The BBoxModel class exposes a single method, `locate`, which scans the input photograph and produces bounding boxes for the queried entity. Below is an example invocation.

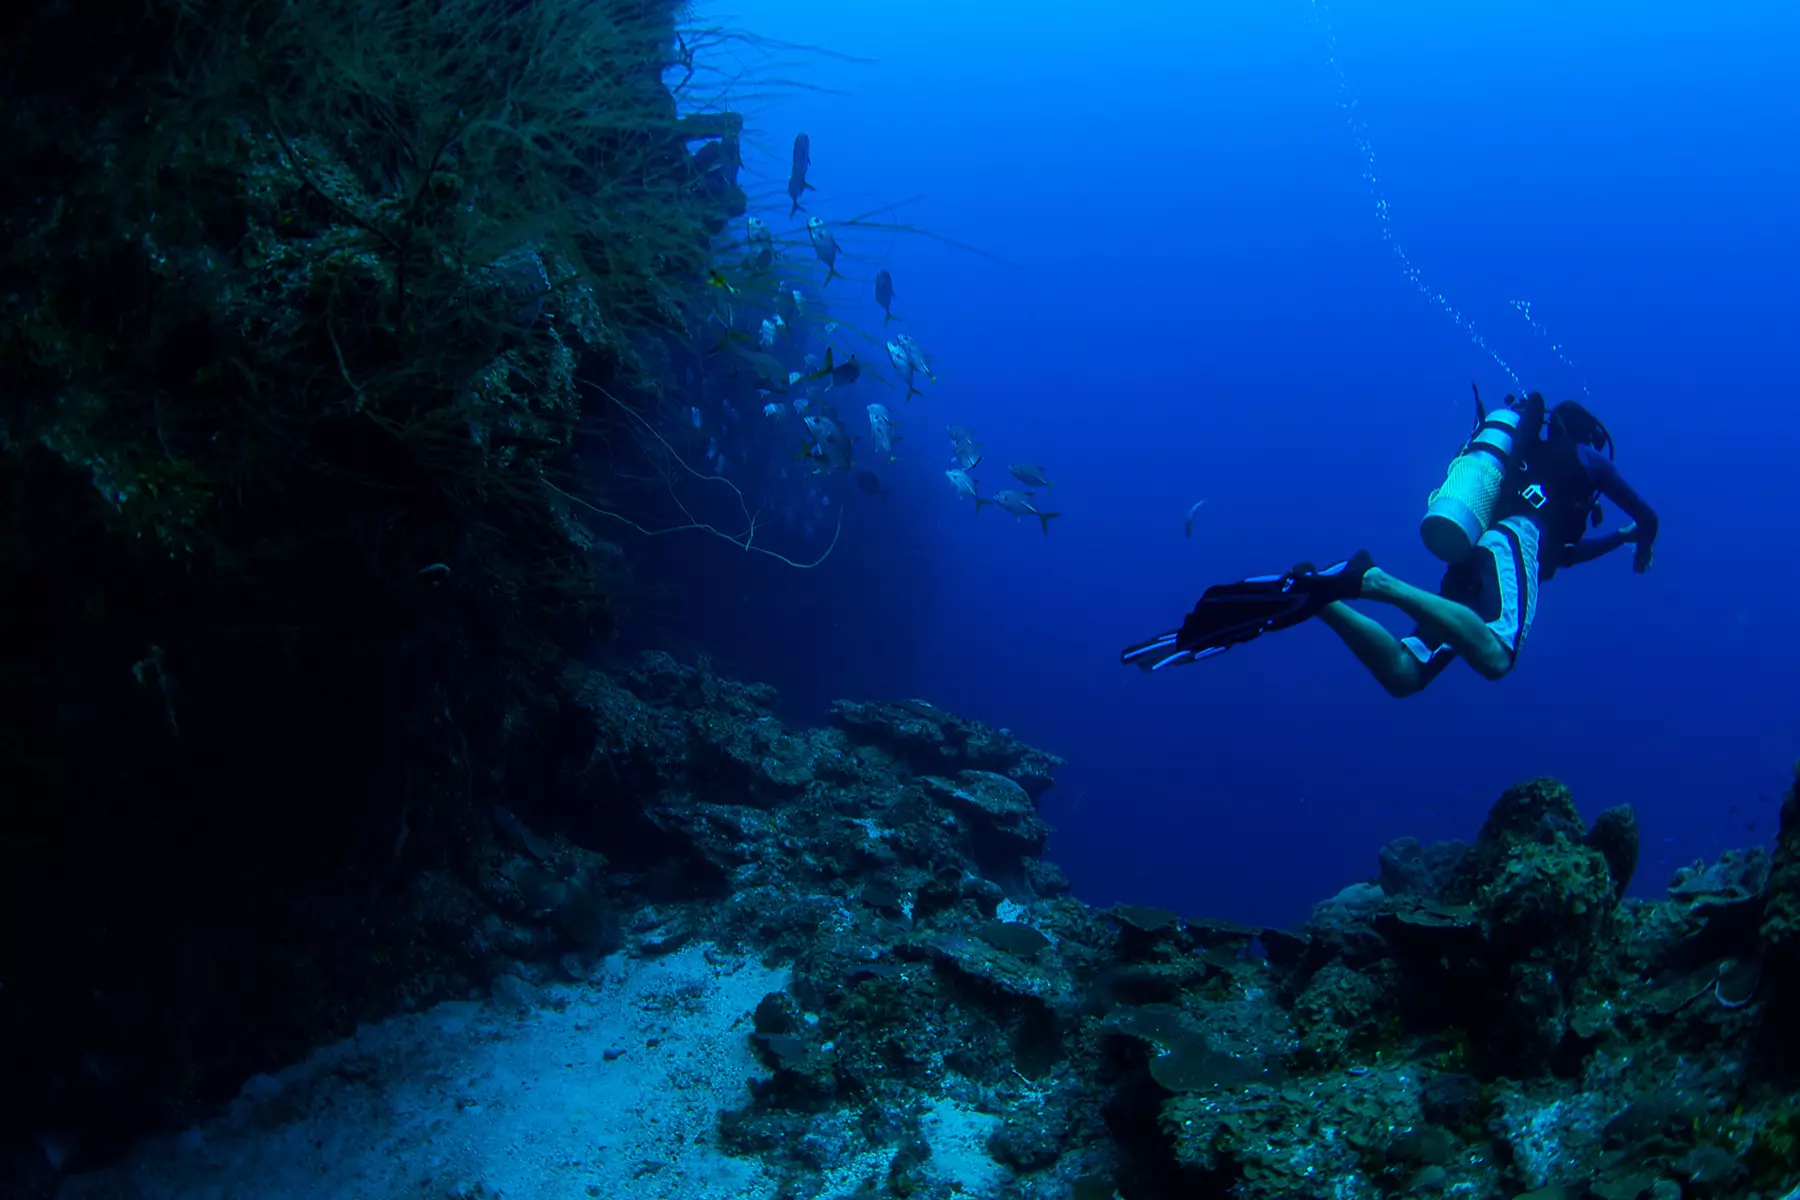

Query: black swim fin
[1121,551,1375,672]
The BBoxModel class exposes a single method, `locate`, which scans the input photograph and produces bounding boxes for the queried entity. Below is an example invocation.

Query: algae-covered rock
[1585,805,1641,899]
[1380,836,1471,899]
[827,699,1064,796]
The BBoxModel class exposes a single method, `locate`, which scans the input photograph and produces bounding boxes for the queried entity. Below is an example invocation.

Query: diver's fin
[1120,631,1232,673]
[1124,551,1374,671]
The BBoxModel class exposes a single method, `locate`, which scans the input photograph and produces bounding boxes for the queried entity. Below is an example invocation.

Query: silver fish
[993,489,1061,534]
[867,403,896,459]
[807,217,842,285]
[802,414,853,473]
[895,333,934,380]
[947,425,982,470]
[1009,463,1053,490]
[887,340,923,402]
[945,467,984,506]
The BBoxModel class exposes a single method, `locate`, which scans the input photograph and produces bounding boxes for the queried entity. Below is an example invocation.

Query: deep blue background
[654,0,1800,926]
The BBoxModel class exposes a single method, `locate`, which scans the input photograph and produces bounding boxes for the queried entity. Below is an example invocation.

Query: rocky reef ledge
[44,656,1800,1200]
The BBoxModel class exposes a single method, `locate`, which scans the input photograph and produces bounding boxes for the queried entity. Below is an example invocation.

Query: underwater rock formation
[21,645,1800,1200]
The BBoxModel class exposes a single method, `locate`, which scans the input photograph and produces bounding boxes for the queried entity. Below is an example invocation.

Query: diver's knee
[1471,641,1515,681]
[1378,660,1426,698]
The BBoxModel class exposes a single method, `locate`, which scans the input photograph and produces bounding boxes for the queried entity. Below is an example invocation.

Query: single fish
[875,269,899,324]
[808,217,842,285]
[689,406,704,429]
[887,340,923,402]
[801,414,853,473]
[945,467,987,510]
[993,488,1061,534]
[1184,499,1207,538]
[816,348,860,387]
[895,333,935,381]
[745,216,774,268]
[867,403,897,459]
[788,133,814,216]
[1009,463,1053,490]
[757,317,779,348]
[947,425,982,470]
[853,468,890,502]
[762,401,785,419]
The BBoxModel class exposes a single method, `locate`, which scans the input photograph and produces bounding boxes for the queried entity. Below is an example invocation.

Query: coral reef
[11,638,1800,1200]
[0,0,753,1176]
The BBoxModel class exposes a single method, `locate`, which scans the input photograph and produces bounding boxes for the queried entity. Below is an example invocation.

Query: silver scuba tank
[1420,405,1523,563]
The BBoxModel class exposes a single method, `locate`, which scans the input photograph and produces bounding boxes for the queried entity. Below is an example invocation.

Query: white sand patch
[920,1096,1008,1198]
[59,945,787,1200]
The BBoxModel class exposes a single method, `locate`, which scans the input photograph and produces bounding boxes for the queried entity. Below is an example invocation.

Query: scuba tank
[1419,388,1543,563]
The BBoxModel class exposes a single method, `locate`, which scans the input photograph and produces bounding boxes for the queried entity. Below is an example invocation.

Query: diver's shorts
[1400,514,1541,682]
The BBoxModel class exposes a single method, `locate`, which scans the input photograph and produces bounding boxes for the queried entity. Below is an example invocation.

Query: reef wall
[0,0,745,1177]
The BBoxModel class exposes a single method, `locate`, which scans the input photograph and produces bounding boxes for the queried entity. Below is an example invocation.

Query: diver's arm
[1584,449,1659,571]
[1566,527,1635,565]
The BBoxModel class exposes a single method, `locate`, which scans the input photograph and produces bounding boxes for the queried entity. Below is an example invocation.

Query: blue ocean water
[661,0,1800,926]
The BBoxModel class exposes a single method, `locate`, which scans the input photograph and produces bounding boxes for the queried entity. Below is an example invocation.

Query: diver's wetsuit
[1399,442,1658,683]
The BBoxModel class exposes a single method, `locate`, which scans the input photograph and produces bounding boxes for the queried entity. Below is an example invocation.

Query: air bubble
[1307,0,1522,393]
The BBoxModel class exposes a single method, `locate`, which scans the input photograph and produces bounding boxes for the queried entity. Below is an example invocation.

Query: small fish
[887,340,923,402]
[945,467,986,508]
[762,401,785,419]
[853,468,890,502]
[799,347,860,388]
[947,425,982,470]
[801,413,854,473]
[689,406,704,429]
[794,396,810,415]
[745,216,774,268]
[1009,464,1053,490]
[758,317,779,348]
[867,403,897,459]
[705,267,738,294]
[993,488,1061,534]
[895,333,935,381]
[875,269,899,323]
[788,133,814,216]
[808,217,842,285]
[1184,499,1208,538]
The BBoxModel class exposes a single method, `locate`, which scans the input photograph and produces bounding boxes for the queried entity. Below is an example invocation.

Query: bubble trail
[1509,298,1595,401]
[1306,0,1522,394]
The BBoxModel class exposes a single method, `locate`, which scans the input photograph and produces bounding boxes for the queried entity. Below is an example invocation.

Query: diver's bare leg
[1316,602,1428,697]
[1358,567,1512,679]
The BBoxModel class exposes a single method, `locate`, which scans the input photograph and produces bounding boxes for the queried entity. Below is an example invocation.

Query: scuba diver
[1122,391,1659,695]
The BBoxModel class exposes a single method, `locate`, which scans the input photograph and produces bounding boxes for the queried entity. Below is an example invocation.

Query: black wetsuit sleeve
[1583,446,1658,564]
[1566,528,1633,565]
